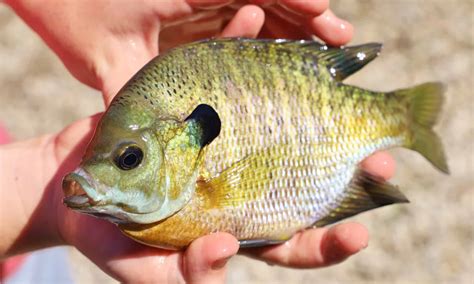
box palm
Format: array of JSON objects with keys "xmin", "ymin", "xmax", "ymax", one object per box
[{"xmin": 61, "ymin": 207, "xmax": 185, "ymax": 282}]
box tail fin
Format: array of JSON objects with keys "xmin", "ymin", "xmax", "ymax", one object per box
[{"xmin": 395, "ymin": 82, "xmax": 449, "ymax": 174}]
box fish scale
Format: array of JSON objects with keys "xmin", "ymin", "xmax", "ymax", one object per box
[{"xmin": 62, "ymin": 38, "xmax": 448, "ymax": 249}]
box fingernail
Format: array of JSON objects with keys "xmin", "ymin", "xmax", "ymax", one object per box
[{"xmin": 211, "ymin": 256, "xmax": 232, "ymax": 270}]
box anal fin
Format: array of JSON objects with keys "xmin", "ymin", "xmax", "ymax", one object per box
[
  {"xmin": 239, "ymin": 239, "xmax": 287, "ymax": 248},
  {"xmin": 314, "ymin": 169, "xmax": 409, "ymax": 227}
]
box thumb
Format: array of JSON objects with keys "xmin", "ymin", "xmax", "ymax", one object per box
[{"xmin": 182, "ymin": 232, "xmax": 239, "ymax": 284}]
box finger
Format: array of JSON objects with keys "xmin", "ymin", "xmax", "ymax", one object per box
[
  {"xmin": 278, "ymin": 0, "xmax": 329, "ymax": 17},
  {"xmin": 319, "ymin": 222, "xmax": 369, "ymax": 265},
  {"xmin": 159, "ymin": 8, "xmax": 235, "ymax": 53},
  {"xmin": 187, "ymin": 0, "xmax": 235, "ymax": 10},
  {"xmin": 360, "ymin": 151, "xmax": 396, "ymax": 180},
  {"xmin": 249, "ymin": 0, "xmax": 276, "ymax": 7},
  {"xmin": 259, "ymin": 7, "xmax": 311, "ymax": 39},
  {"xmin": 265, "ymin": 4, "xmax": 308, "ymax": 27},
  {"xmin": 183, "ymin": 232, "xmax": 239, "ymax": 284},
  {"xmin": 220, "ymin": 5, "xmax": 265, "ymax": 38},
  {"xmin": 53, "ymin": 114, "xmax": 102, "ymax": 162},
  {"xmin": 242, "ymin": 222, "xmax": 368, "ymax": 268},
  {"xmin": 63, "ymin": 211, "xmax": 179, "ymax": 282},
  {"xmin": 308, "ymin": 9, "xmax": 353, "ymax": 46},
  {"xmin": 0, "ymin": 123, "xmax": 11, "ymax": 144}
]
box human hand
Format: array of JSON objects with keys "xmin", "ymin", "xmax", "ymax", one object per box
[
  {"xmin": 0, "ymin": 114, "xmax": 241, "ymax": 283},
  {"xmin": 2, "ymin": 0, "xmax": 395, "ymax": 282},
  {"xmin": 48, "ymin": 115, "xmax": 238, "ymax": 283},
  {"xmin": 6, "ymin": 0, "xmax": 353, "ymax": 104},
  {"xmin": 55, "ymin": 120, "xmax": 393, "ymax": 282},
  {"xmin": 0, "ymin": 113, "xmax": 392, "ymax": 283}
]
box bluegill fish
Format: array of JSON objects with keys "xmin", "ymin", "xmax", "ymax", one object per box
[{"xmin": 62, "ymin": 38, "xmax": 448, "ymax": 249}]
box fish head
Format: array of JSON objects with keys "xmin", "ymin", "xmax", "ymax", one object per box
[{"xmin": 62, "ymin": 103, "xmax": 220, "ymax": 224}]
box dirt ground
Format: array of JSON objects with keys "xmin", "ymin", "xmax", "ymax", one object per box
[{"xmin": 1, "ymin": 0, "xmax": 472, "ymax": 283}]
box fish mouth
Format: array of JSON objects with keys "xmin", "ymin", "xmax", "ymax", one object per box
[
  {"xmin": 62, "ymin": 169, "xmax": 100, "ymax": 209},
  {"xmin": 62, "ymin": 169, "xmax": 133, "ymax": 224}
]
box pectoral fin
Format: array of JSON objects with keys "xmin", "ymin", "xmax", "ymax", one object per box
[
  {"xmin": 202, "ymin": 153, "xmax": 270, "ymax": 208},
  {"xmin": 313, "ymin": 169, "xmax": 409, "ymax": 227}
]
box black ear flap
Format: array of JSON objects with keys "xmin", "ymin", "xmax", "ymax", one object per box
[{"xmin": 185, "ymin": 104, "xmax": 221, "ymax": 146}]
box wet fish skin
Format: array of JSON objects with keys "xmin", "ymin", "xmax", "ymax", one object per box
[{"xmin": 62, "ymin": 38, "xmax": 448, "ymax": 249}]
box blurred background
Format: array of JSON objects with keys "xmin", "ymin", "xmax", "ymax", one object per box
[{"xmin": 0, "ymin": 0, "xmax": 472, "ymax": 283}]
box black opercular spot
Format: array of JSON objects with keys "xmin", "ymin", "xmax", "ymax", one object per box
[
  {"xmin": 186, "ymin": 104, "xmax": 221, "ymax": 146},
  {"xmin": 115, "ymin": 145, "xmax": 143, "ymax": 170}
]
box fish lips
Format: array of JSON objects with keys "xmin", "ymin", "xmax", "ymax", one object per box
[
  {"xmin": 62, "ymin": 170, "xmax": 131, "ymax": 224},
  {"xmin": 62, "ymin": 170, "xmax": 99, "ymax": 209}
]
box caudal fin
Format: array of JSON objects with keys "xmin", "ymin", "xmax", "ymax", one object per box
[{"xmin": 395, "ymin": 82, "xmax": 449, "ymax": 174}]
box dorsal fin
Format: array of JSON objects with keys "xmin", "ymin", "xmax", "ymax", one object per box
[
  {"xmin": 314, "ymin": 42, "xmax": 382, "ymax": 81},
  {"xmin": 194, "ymin": 38, "xmax": 381, "ymax": 81},
  {"xmin": 313, "ymin": 169, "xmax": 409, "ymax": 227},
  {"xmin": 277, "ymin": 40, "xmax": 382, "ymax": 81}
]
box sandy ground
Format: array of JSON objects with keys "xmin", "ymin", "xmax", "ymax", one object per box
[{"xmin": 1, "ymin": 0, "xmax": 473, "ymax": 283}]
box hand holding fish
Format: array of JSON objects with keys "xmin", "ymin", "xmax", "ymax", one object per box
[
  {"xmin": 6, "ymin": 0, "xmax": 353, "ymax": 105},
  {"xmin": 0, "ymin": 1, "xmax": 406, "ymax": 283},
  {"xmin": 52, "ymin": 116, "xmax": 381, "ymax": 281}
]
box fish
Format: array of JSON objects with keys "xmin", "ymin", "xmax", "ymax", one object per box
[{"xmin": 62, "ymin": 38, "xmax": 449, "ymax": 249}]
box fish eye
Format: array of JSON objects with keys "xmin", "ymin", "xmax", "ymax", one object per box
[{"xmin": 115, "ymin": 145, "xmax": 143, "ymax": 170}]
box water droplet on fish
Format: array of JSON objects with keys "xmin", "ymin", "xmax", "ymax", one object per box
[{"xmin": 357, "ymin": 52, "xmax": 366, "ymax": 61}]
